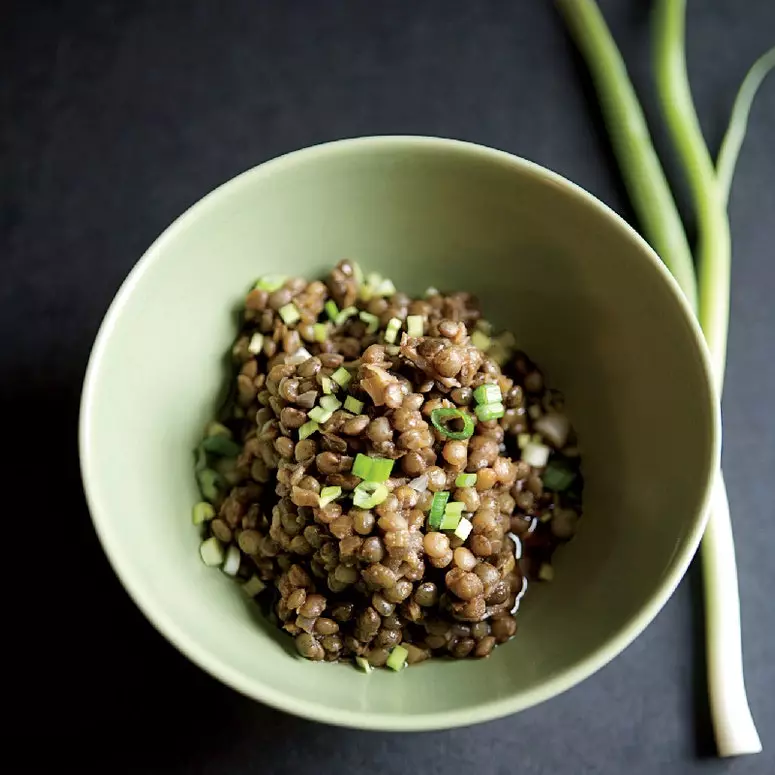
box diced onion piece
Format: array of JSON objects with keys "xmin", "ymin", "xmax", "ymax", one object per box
[
  {"xmin": 331, "ymin": 367, "xmax": 352, "ymax": 388},
  {"xmin": 287, "ymin": 347, "xmax": 312, "ymax": 365},
  {"xmin": 533, "ymin": 412, "xmax": 571, "ymax": 449},
  {"xmin": 517, "ymin": 433, "xmax": 531, "ymax": 450},
  {"xmin": 454, "ymin": 518, "xmax": 473, "ymax": 541},
  {"xmin": 279, "ymin": 303, "xmax": 301, "ymax": 325},
  {"xmin": 222, "ymin": 545, "xmax": 241, "ymax": 576},
  {"xmin": 384, "ymin": 317, "xmax": 402, "ymax": 344},
  {"xmin": 298, "ymin": 420, "xmax": 320, "ymax": 439},
  {"xmin": 470, "ymin": 330, "xmax": 491, "ymax": 351},
  {"xmin": 319, "ymin": 394, "xmax": 342, "ymax": 413},
  {"xmin": 406, "ymin": 315, "xmax": 424, "ymax": 337},
  {"xmin": 199, "ymin": 536, "xmax": 224, "ymax": 567},
  {"xmin": 474, "ymin": 402, "xmax": 505, "ymax": 422},
  {"xmin": 522, "ymin": 441, "xmax": 551, "ymax": 468},
  {"xmin": 248, "ymin": 332, "xmax": 265, "ymax": 354},
  {"xmin": 455, "ymin": 473, "xmax": 477, "ymax": 488},
  {"xmin": 321, "ymin": 376, "xmax": 334, "ymax": 395},
  {"xmin": 343, "ymin": 396, "xmax": 364, "ymax": 414},
  {"xmin": 386, "ymin": 645, "xmax": 408, "ymax": 671},
  {"xmin": 319, "ymin": 486, "xmax": 342, "ymax": 507},
  {"xmin": 308, "ymin": 406, "xmax": 333, "ymax": 424},
  {"xmin": 253, "ymin": 275, "xmax": 286, "ymax": 292},
  {"xmin": 473, "ymin": 383, "xmax": 502, "ymax": 405},
  {"xmin": 359, "ymin": 311, "xmax": 380, "ymax": 334},
  {"xmin": 408, "ymin": 474, "xmax": 429, "ymax": 492},
  {"xmin": 242, "ymin": 575, "xmax": 266, "ymax": 597},
  {"xmin": 335, "ymin": 306, "xmax": 358, "ymax": 326},
  {"xmin": 352, "ymin": 453, "xmax": 373, "ymax": 479},
  {"xmin": 355, "ymin": 655, "xmax": 373, "ymax": 673},
  {"xmin": 313, "ymin": 323, "xmax": 328, "ymax": 342},
  {"xmin": 538, "ymin": 563, "xmax": 554, "ymax": 582},
  {"xmin": 367, "ymin": 457, "xmax": 394, "ymax": 483},
  {"xmin": 430, "ymin": 407, "xmax": 475, "ymax": 440},
  {"xmin": 325, "ymin": 300, "xmax": 339, "ymax": 321},
  {"xmin": 353, "ymin": 481, "xmax": 389, "ymax": 509},
  {"xmin": 192, "ymin": 501, "xmax": 215, "ymax": 525}
]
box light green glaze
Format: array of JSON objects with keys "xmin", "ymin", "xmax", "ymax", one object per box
[{"xmin": 79, "ymin": 137, "xmax": 719, "ymax": 730}]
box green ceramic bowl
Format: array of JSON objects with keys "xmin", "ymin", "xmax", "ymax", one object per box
[{"xmin": 80, "ymin": 137, "xmax": 719, "ymax": 730}]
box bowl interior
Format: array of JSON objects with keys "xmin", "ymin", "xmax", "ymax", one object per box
[{"xmin": 81, "ymin": 138, "xmax": 717, "ymax": 730}]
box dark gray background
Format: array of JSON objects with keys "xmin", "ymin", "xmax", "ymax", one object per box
[{"xmin": 3, "ymin": 1, "xmax": 773, "ymax": 773}]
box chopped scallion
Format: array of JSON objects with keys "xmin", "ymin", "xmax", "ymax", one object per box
[
  {"xmin": 522, "ymin": 441, "xmax": 551, "ymax": 468},
  {"xmin": 470, "ymin": 330, "xmax": 491, "ymax": 351},
  {"xmin": 367, "ymin": 457, "xmax": 394, "ymax": 483},
  {"xmin": 375, "ymin": 278, "xmax": 396, "ymax": 297},
  {"xmin": 444, "ymin": 501, "xmax": 465, "ymax": 518},
  {"xmin": 325, "ymin": 300, "xmax": 339, "ymax": 321},
  {"xmin": 343, "ymin": 395, "xmax": 364, "ymax": 414},
  {"xmin": 359, "ymin": 311, "xmax": 380, "ymax": 334},
  {"xmin": 474, "ymin": 402, "xmax": 505, "ymax": 422},
  {"xmin": 298, "ymin": 420, "xmax": 320, "ymax": 439},
  {"xmin": 430, "ymin": 407, "xmax": 475, "ymax": 440},
  {"xmin": 538, "ymin": 563, "xmax": 554, "ymax": 582},
  {"xmin": 385, "ymin": 344, "xmax": 400, "ymax": 356},
  {"xmin": 192, "ymin": 501, "xmax": 215, "ymax": 525},
  {"xmin": 313, "ymin": 323, "xmax": 328, "ymax": 342},
  {"xmin": 542, "ymin": 459, "xmax": 577, "ymax": 492},
  {"xmin": 319, "ymin": 394, "xmax": 342, "ymax": 413},
  {"xmin": 321, "ymin": 376, "xmax": 334, "ymax": 395},
  {"xmin": 308, "ymin": 406, "xmax": 333, "ymax": 424},
  {"xmin": 197, "ymin": 468, "xmax": 224, "ymax": 503},
  {"xmin": 248, "ymin": 332, "xmax": 265, "ymax": 354},
  {"xmin": 351, "ymin": 261, "xmax": 364, "ymax": 285},
  {"xmin": 279, "ymin": 303, "xmax": 301, "ymax": 326},
  {"xmin": 517, "ymin": 432, "xmax": 531, "ymax": 449},
  {"xmin": 205, "ymin": 421, "xmax": 232, "ymax": 438},
  {"xmin": 473, "ymin": 383, "xmax": 502, "ymax": 405},
  {"xmin": 352, "ymin": 453, "xmax": 374, "ymax": 479},
  {"xmin": 201, "ymin": 435, "xmax": 242, "ymax": 457},
  {"xmin": 428, "ymin": 491, "xmax": 450, "ymax": 529},
  {"xmin": 425, "ymin": 287, "xmax": 439, "ymax": 297},
  {"xmin": 355, "ymin": 655, "xmax": 373, "ymax": 673},
  {"xmin": 335, "ymin": 306, "xmax": 358, "ymax": 326},
  {"xmin": 455, "ymin": 473, "xmax": 477, "ymax": 488},
  {"xmin": 454, "ymin": 517, "xmax": 473, "ymax": 540},
  {"xmin": 406, "ymin": 315, "xmax": 424, "ymax": 337},
  {"xmin": 440, "ymin": 511, "xmax": 462, "ymax": 531},
  {"xmin": 199, "ymin": 536, "xmax": 224, "ymax": 566},
  {"xmin": 384, "ymin": 317, "xmax": 402, "ymax": 344},
  {"xmin": 242, "ymin": 575, "xmax": 266, "ymax": 597},
  {"xmin": 386, "ymin": 645, "xmax": 408, "ymax": 671},
  {"xmin": 253, "ymin": 275, "xmax": 286, "ymax": 292},
  {"xmin": 319, "ymin": 485, "xmax": 342, "ymax": 507},
  {"xmin": 331, "ymin": 367, "xmax": 352, "ymax": 388},
  {"xmin": 222, "ymin": 544, "xmax": 241, "ymax": 576},
  {"xmin": 353, "ymin": 481, "xmax": 389, "ymax": 509}
]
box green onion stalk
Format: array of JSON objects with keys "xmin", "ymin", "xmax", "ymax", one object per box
[{"xmin": 557, "ymin": 0, "xmax": 772, "ymax": 757}]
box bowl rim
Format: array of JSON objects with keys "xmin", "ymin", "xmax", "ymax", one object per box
[{"xmin": 79, "ymin": 135, "xmax": 720, "ymax": 731}]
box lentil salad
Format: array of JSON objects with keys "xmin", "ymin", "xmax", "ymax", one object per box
[{"xmin": 193, "ymin": 261, "xmax": 583, "ymax": 670}]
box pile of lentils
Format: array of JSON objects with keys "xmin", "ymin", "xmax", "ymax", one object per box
[{"xmin": 193, "ymin": 261, "xmax": 583, "ymax": 671}]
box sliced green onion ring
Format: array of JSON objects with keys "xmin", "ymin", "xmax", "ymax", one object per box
[
  {"xmin": 353, "ymin": 481, "xmax": 389, "ymax": 509},
  {"xmin": 279, "ymin": 303, "xmax": 301, "ymax": 326},
  {"xmin": 455, "ymin": 473, "xmax": 477, "ymax": 488},
  {"xmin": 319, "ymin": 486, "xmax": 342, "ymax": 507},
  {"xmin": 298, "ymin": 420, "xmax": 320, "ymax": 439},
  {"xmin": 473, "ymin": 383, "xmax": 502, "ymax": 405},
  {"xmin": 474, "ymin": 402, "xmax": 505, "ymax": 422},
  {"xmin": 430, "ymin": 407, "xmax": 475, "ymax": 440},
  {"xmin": 343, "ymin": 395, "xmax": 364, "ymax": 414}
]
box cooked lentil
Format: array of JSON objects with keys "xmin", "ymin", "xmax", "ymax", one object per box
[{"xmin": 193, "ymin": 261, "xmax": 583, "ymax": 669}]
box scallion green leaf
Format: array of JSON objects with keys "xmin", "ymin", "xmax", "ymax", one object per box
[
  {"xmin": 319, "ymin": 394, "xmax": 342, "ymax": 413},
  {"xmin": 367, "ymin": 457, "xmax": 394, "ymax": 483},
  {"xmin": 386, "ymin": 645, "xmax": 408, "ymax": 671},
  {"xmin": 474, "ymin": 402, "xmax": 505, "ymax": 422},
  {"xmin": 542, "ymin": 459, "xmax": 577, "ymax": 492},
  {"xmin": 353, "ymin": 481, "xmax": 389, "ymax": 509},
  {"xmin": 406, "ymin": 315, "xmax": 424, "ymax": 337},
  {"xmin": 430, "ymin": 407, "xmax": 475, "ymax": 440},
  {"xmin": 197, "ymin": 468, "xmax": 225, "ymax": 503},
  {"xmin": 440, "ymin": 511, "xmax": 462, "ymax": 531},
  {"xmin": 201, "ymin": 435, "xmax": 241, "ymax": 457},
  {"xmin": 279, "ymin": 303, "xmax": 301, "ymax": 326},
  {"xmin": 335, "ymin": 306, "xmax": 358, "ymax": 326},
  {"xmin": 352, "ymin": 453, "xmax": 373, "ymax": 479},
  {"xmin": 308, "ymin": 406, "xmax": 333, "ymax": 424},
  {"xmin": 253, "ymin": 275, "xmax": 286, "ymax": 292},
  {"xmin": 473, "ymin": 383, "xmax": 502, "ymax": 405},
  {"xmin": 359, "ymin": 311, "xmax": 380, "ymax": 334},
  {"xmin": 325, "ymin": 300, "xmax": 339, "ymax": 321},
  {"xmin": 331, "ymin": 367, "xmax": 352, "ymax": 388},
  {"xmin": 298, "ymin": 420, "xmax": 320, "ymax": 439},
  {"xmin": 319, "ymin": 486, "xmax": 342, "ymax": 507},
  {"xmin": 428, "ymin": 491, "xmax": 450, "ymax": 529},
  {"xmin": 455, "ymin": 473, "xmax": 477, "ymax": 488},
  {"xmin": 313, "ymin": 323, "xmax": 329, "ymax": 342},
  {"xmin": 321, "ymin": 376, "xmax": 334, "ymax": 395},
  {"xmin": 343, "ymin": 395, "xmax": 364, "ymax": 414}
]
